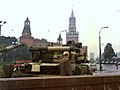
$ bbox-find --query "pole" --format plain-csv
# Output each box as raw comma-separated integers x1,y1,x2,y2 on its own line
48,30,50,44
99,26,108,71
0,21,6,36
99,30,102,71
0,25,1,36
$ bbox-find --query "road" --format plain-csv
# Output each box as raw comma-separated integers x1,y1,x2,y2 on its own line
93,64,120,76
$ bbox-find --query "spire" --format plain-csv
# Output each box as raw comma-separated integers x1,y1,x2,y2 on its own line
57,33,62,41
26,17,29,21
71,9,74,17
22,17,31,37
57,33,63,45
25,17,30,25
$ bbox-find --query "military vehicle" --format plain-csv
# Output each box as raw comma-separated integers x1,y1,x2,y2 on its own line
0,44,25,78
15,43,93,76
0,44,24,52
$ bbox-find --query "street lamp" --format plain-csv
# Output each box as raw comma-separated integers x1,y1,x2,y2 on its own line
99,26,108,71
0,21,6,36
48,30,50,43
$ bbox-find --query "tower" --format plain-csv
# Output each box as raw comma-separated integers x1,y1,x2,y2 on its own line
20,17,34,47
66,9,79,43
22,17,31,37
57,33,63,45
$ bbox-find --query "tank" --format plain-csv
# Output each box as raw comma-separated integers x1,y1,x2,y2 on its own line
0,44,24,52
0,44,25,78
29,46,80,75
14,43,93,76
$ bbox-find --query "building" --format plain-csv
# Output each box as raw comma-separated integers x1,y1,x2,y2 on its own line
20,10,80,47
19,17,49,47
19,17,34,47
90,52,94,60
66,9,79,43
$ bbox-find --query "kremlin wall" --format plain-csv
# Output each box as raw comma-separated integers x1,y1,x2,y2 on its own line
19,9,79,48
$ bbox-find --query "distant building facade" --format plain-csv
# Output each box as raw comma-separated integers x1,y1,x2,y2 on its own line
66,9,79,43
90,52,94,60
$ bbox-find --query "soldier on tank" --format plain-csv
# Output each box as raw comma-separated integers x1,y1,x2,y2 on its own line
59,51,73,76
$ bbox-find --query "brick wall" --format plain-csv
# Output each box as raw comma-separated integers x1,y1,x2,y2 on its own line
0,75,120,90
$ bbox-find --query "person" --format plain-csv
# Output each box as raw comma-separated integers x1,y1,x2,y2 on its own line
59,51,73,76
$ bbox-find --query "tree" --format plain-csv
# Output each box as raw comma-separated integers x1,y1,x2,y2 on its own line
0,36,17,44
103,43,116,60
0,36,32,62
15,44,32,60
1,44,32,62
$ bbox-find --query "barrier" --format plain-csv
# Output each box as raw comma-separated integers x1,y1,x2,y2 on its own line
0,75,120,90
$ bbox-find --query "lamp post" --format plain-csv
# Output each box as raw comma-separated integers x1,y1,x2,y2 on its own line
0,21,6,36
99,26,108,71
48,30,50,45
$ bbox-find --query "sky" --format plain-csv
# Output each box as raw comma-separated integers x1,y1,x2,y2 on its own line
1,0,120,58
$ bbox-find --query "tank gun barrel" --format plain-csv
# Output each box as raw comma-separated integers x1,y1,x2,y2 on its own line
29,46,80,52
0,44,24,52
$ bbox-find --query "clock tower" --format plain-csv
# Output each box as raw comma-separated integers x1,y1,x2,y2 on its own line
66,9,79,43
20,17,34,47
22,17,31,37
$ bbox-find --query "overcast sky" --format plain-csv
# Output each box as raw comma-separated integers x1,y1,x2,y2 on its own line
1,0,120,58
